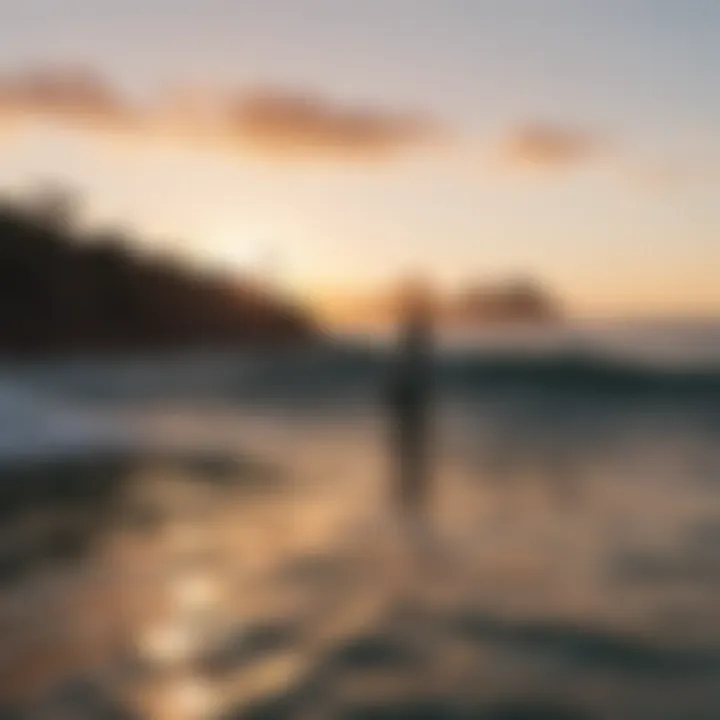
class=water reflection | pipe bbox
[0,392,719,718]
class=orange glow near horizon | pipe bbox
[1,7,720,321]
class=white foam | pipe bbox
[0,379,141,464]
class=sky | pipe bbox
[0,0,719,317]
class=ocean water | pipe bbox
[1,321,720,719]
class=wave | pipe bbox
[438,352,720,401]
[220,344,720,406]
[5,343,720,408]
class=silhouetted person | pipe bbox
[386,283,434,521]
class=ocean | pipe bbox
[1,320,720,719]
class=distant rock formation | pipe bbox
[0,189,316,355]
[451,278,562,325]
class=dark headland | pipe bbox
[0,190,316,356]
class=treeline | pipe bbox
[453,278,562,324]
[0,190,316,355]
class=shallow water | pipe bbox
[2,331,720,718]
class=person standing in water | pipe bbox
[385,281,435,522]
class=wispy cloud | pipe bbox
[3,66,710,190]
[496,124,604,172]
[226,90,439,160]
[0,67,440,162]
[0,67,134,131]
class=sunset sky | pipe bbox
[1,0,719,317]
